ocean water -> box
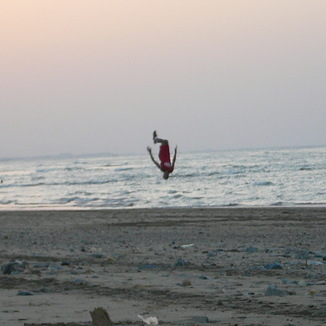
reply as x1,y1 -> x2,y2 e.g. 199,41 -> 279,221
0,146 -> 325,210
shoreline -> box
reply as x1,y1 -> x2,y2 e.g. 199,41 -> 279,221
1,207 -> 325,325
1,203 -> 326,212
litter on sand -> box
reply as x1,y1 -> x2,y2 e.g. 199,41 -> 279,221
137,314 -> 159,325
181,244 -> 194,249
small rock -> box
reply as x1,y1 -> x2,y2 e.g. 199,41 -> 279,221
90,307 -> 113,326
74,278 -> 84,284
190,316 -> 209,324
89,254 -> 104,259
182,280 -> 192,287
282,278 -> 298,285
17,291 -> 33,296
307,260 -> 323,266
207,252 -> 217,257
245,246 -> 259,253
265,285 -> 288,296
264,261 -> 283,270
174,258 -> 189,267
106,257 -> 116,264
1,261 -> 28,275
33,262 -> 49,269
316,281 -> 326,285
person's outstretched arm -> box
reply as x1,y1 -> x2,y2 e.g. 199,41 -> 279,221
147,147 -> 161,170
172,146 -> 177,169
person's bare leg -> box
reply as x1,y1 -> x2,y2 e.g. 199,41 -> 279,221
154,137 -> 168,145
153,131 -> 168,145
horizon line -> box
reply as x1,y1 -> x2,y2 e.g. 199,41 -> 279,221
0,143 -> 325,161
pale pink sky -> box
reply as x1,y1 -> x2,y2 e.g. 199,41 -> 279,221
1,0 -> 325,157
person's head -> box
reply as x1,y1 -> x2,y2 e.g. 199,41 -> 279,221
163,171 -> 170,180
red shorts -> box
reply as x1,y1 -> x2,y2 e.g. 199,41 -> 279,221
159,144 -> 173,172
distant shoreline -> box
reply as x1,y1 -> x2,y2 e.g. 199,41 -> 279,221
1,205 -> 326,213
1,144 -> 325,162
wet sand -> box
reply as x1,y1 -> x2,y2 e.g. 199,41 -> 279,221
0,208 -> 325,326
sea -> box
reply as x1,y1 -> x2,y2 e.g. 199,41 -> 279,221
0,146 -> 325,210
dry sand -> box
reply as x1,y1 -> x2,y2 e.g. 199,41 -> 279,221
0,207 -> 325,326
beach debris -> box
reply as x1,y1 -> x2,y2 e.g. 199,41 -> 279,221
181,243 -> 194,249
90,246 -> 103,253
138,314 -> 159,325
90,307 -> 113,326
1,260 -> 28,275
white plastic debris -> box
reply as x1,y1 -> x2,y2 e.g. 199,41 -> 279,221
181,244 -> 194,249
137,315 -> 159,325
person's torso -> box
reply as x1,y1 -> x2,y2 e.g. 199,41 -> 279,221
159,144 -> 173,172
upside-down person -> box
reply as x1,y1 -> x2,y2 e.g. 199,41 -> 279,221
147,131 -> 177,180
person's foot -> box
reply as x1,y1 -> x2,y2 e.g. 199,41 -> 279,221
153,130 -> 157,143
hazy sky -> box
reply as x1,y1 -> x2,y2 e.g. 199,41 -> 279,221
1,0 -> 325,158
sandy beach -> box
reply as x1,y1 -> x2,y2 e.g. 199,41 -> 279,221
0,207 -> 325,326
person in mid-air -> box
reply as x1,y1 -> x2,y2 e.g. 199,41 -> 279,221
147,131 -> 177,179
